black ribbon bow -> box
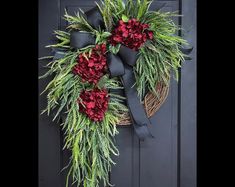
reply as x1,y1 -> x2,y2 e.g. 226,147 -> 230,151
108,46 -> 154,140
53,5 -> 192,140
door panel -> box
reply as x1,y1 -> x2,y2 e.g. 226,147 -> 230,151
39,0 -> 61,186
39,0 -> 196,187
138,2 -> 179,187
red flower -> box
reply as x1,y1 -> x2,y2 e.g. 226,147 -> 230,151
109,19 -> 154,50
73,44 -> 107,84
78,89 -> 109,122
147,31 -> 153,40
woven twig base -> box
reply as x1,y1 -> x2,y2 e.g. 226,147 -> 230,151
117,82 -> 169,125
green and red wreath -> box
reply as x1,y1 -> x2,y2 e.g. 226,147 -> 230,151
40,0 -> 191,186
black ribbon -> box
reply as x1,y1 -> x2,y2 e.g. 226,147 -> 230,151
85,6 -> 105,30
70,31 -> 96,49
179,46 -> 193,60
53,5 -> 192,140
108,46 -> 153,140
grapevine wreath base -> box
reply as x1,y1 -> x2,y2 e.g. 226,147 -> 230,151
118,82 -> 169,125
40,0 -> 192,186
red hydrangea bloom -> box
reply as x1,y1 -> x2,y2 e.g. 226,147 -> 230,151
73,44 -> 107,84
78,89 -> 109,122
109,19 -> 154,50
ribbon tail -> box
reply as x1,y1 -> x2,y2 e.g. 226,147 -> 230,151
85,6 -> 105,30
108,53 -> 125,77
121,64 -> 153,140
184,56 -> 192,60
179,46 -> 193,61
133,123 -> 154,141
180,46 -> 193,55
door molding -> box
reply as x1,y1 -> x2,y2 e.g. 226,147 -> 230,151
179,0 -> 197,186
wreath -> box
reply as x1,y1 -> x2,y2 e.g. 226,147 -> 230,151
39,0 -> 192,186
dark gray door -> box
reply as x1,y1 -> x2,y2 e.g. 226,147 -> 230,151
39,0 -> 196,187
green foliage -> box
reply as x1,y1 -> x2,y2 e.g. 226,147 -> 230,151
46,30 -> 70,49
98,0 -> 152,24
95,30 -> 112,44
65,113 -> 120,187
40,25 -> 127,186
98,0 -> 152,30
108,43 -> 121,54
64,9 -> 96,33
61,77 -> 126,187
121,14 -> 129,22
96,0 -> 115,31
100,0 -> 188,98
135,11 -> 187,98
136,0 -> 152,19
